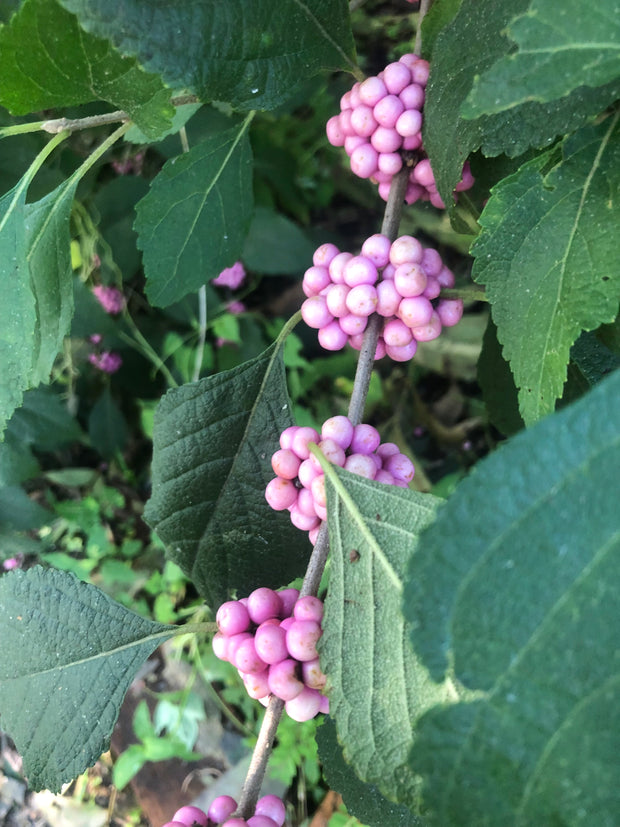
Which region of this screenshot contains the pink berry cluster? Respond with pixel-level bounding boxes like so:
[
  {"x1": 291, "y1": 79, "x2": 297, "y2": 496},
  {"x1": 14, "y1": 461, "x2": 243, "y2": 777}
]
[
  {"x1": 213, "y1": 587, "x2": 329, "y2": 722},
  {"x1": 162, "y1": 793, "x2": 286, "y2": 827},
  {"x1": 265, "y1": 417, "x2": 415, "y2": 542},
  {"x1": 325, "y1": 54, "x2": 473, "y2": 206},
  {"x1": 301, "y1": 236, "x2": 463, "y2": 361}
]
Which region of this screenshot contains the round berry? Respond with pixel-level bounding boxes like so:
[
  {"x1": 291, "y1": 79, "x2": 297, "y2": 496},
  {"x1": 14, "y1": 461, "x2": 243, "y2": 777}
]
[
  {"x1": 359, "y1": 75, "x2": 388, "y2": 106},
  {"x1": 277, "y1": 587, "x2": 300, "y2": 618},
  {"x1": 313, "y1": 243, "x2": 340, "y2": 268},
  {"x1": 344, "y1": 453, "x2": 377, "y2": 479},
  {"x1": 286, "y1": 619, "x2": 322, "y2": 662},
  {"x1": 255, "y1": 795, "x2": 286, "y2": 827},
  {"x1": 303, "y1": 265, "x2": 331, "y2": 297},
  {"x1": 393, "y1": 262, "x2": 428, "y2": 297},
  {"x1": 350, "y1": 423, "x2": 381, "y2": 455},
  {"x1": 268, "y1": 658, "x2": 304, "y2": 700},
  {"x1": 361, "y1": 233, "x2": 392, "y2": 268},
  {"x1": 271, "y1": 448, "x2": 301, "y2": 480},
  {"x1": 293, "y1": 596, "x2": 324, "y2": 623},
  {"x1": 318, "y1": 319, "x2": 349, "y2": 351},
  {"x1": 255, "y1": 622, "x2": 289, "y2": 665},
  {"x1": 398, "y1": 295, "x2": 434, "y2": 329},
  {"x1": 390, "y1": 236, "x2": 423, "y2": 266},
  {"x1": 345, "y1": 283, "x2": 378, "y2": 317},
  {"x1": 291, "y1": 427, "x2": 320, "y2": 460},
  {"x1": 247, "y1": 587, "x2": 283, "y2": 625},
  {"x1": 172, "y1": 806, "x2": 208, "y2": 827},
  {"x1": 265, "y1": 477, "x2": 298, "y2": 511},
  {"x1": 208, "y1": 796, "x2": 238, "y2": 824},
  {"x1": 321, "y1": 415, "x2": 354, "y2": 449},
  {"x1": 350, "y1": 143, "x2": 379, "y2": 178},
  {"x1": 285, "y1": 686, "x2": 323, "y2": 721},
  {"x1": 343, "y1": 255, "x2": 378, "y2": 287},
  {"x1": 216, "y1": 600, "x2": 250, "y2": 636}
]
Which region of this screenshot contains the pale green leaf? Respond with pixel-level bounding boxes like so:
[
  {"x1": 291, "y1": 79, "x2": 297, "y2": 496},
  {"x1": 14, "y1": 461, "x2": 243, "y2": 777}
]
[
  {"x1": 0, "y1": 567, "x2": 176, "y2": 792},
  {"x1": 464, "y1": 0, "x2": 620, "y2": 116},
  {"x1": 404, "y1": 370, "x2": 620, "y2": 827},
  {"x1": 318, "y1": 462, "x2": 447, "y2": 810},
  {"x1": 471, "y1": 115, "x2": 620, "y2": 423},
  {"x1": 134, "y1": 121, "x2": 253, "y2": 307}
]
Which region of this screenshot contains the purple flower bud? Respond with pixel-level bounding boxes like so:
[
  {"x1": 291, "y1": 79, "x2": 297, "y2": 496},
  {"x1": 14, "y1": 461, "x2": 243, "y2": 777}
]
[
  {"x1": 227, "y1": 300, "x2": 246, "y2": 315},
  {"x1": 212, "y1": 261, "x2": 246, "y2": 289},
  {"x1": 88, "y1": 351, "x2": 122, "y2": 374},
  {"x1": 92, "y1": 285, "x2": 125, "y2": 315}
]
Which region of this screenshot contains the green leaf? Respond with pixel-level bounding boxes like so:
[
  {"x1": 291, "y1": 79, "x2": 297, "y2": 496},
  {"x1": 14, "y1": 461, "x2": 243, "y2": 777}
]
[
  {"x1": 317, "y1": 718, "x2": 423, "y2": 827},
  {"x1": 419, "y1": 0, "x2": 461, "y2": 61},
  {"x1": 569, "y1": 330, "x2": 620, "y2": 388},
  {"x1": 144, "y1": 334, "x2": 311, "y2": 609},
  {"x1": 0, "y1": 567, "x2": 176, "y2": 792},
  {"x1": 88, "y1": 388, "x2": 128, "y2": 458},
  {"x1": 463, "y1": 0, "x2": 620, "y2": 117},
  {"x1": 57, "y1": 0, "x2": 357, "y2": 112},
  {"x1": 0, "y1": 0, "x2": 173, "y2": 139},
  {"x1": 8, "y1": 386, "x2": 83, "y2": 450},
  {"x1": 424, "y1": 0, "x2": 620, "y2": 202},
  {"x1": 403, "y1": 370, "x2": 620, "y2": 827},
  {"x1": 242, "y1": 207, "x2": 316, "y2": 275},
  {"x1": 477, "y1": 317, "x2": 523, "y2": 437},
  {"x1": 471, "y1": 115, "x2": 620, "y2": 424},
  {"x1": 318, "y1": 463, "x2": 447, "y2": 810},
  {"x1": 134, "y1": 120, "x2": 254, "y2": 307},
  {"x1": 0, "y1": 485, "x2": 49, "y2": 530},
  {"x1": 0, "y1": 185, "x2": 35, "y2": 437},
  {"x1": 111, "y1": 744, "x2": 146, "y2": 790}
]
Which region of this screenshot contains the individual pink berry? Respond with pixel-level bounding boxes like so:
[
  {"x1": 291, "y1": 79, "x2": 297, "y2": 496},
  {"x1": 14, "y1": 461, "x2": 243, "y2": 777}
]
[
  {"x1": 328, "y1": 252, "x2": 353, "y2": 283},
  {"x1": 376, "y1": 279, "x2": 402, "y2": 317},
  {"x1": 271, "y1": 448, "x2": 301, "y2": 480},
  {"x1": 350, "y1": 424, "x2": 381, "y2": 455},
  {"x1": 325, "y1": 283, "x2": 351, "y2": 317},
  {"x1": 232, "y1": 637, "x2": 267, "y2": 674},
  {"x1": 321, "y1": 415, "x2": 354, "y2": 449},
  {"x1": 293, "y1": 596, "x2": 324, "y2": 623},
  {"x1": 350, "y1": 104, "x2": 378, "y2": 137},
  {"x1": 302, "y1": 265, "x2": 331, "y2": 297},
  {"x1": 385, "y1": 340, "x2": 419, "y2": 362},
  {"x1": 255, "y1": 622, "x2": 289, "y2": 665},
  {"x1": 255, "y1": 795, "x2": 286, "y2": 827},
  {"x1": 383, "y1": 318, "x2": 414, "y2": 348},
  {"x1": 216, "y1": 601, "x2": 251, "y2": 636},
  {"x1": 268, "y1": 658, "x2": 304, "y2": 700},
  {"x1": 313, "y1": 243, "x2": 340, "y2": 268},
  {"x1": 242, "y1": 668, "x2": 271, "y2": 699},
  {"x1": 390, "y1": 236, "x2": 423, "y2": 266},
  {"x1": 318, "y1": 320, "x2": 349, "y2": 351},
  {"x1": 247, "y1": 587, "x2": 283, "y2": 625},
  {"x1": 394, "y1": 262, "x2": 428, "y2": 297},
  {"x1": 277, "y1": 588, "x2": 300, "y2": 618},
  {"x1": 326, "y1": 114, "x2": 346, "y2": 146},
  {"x1": 373, "y1": 94, "x2": 405, "y2": 128},
  {"x1": 412, "y1": 158, "x2": 435, "y2": 188},
  {"x1": 301, "y1": 295, "x2": 333, "y2": 329},
  {"x1": 436, "y1": 298, "x2": 464, "y2": 327},
  {"x1": 265, "y1": 477, "x2": 298, "y2": 511},
  {"x1": 399, "y1": 83, "x2": 425, "y2": 109},
  {"x1": 289, "y1": 507, "x2": 321, "y2": 532},
  {"x1": 291, "y1": 427, "x2": 320, "y2": 460},
  {"x1": 285, "y1": 687, "x2": 323, "y2": 722},
  {"x1": 384, "y1": 452, "x2": 415, "y2": 483},
  {"x1": 343, "y1": 255, "x2": 378, "y2": 287},
  {"x1": 345, "y1": 283, "x2": 378, "y2": 317},
  {"x1": 278, "y1": 425, "x2": 299, "y2": 451},
  {"x1": 247, "y1": 816, "x2": 279, "y2": 827},
  {"x1": 339, "y1": 313, "x2": 368, "y2": 336},
  {"x1": 208, "y1": 797, "x2": 238, "y2": 824},
  {"x1": 410, "y1": 310, "x2": 443, "y2": 342},
  {"x1": 377, "y1": 151, "x2": 403, "y2": 176},
  {"x1": 398, "y1": 295, "x2": 434, "y2": 329},
  {"x1": 350, "y1": 143, "x2": 379, "y2": 178},
  {"x1": 171, "y1": 805, "x2": 208, "y2": 826},
  {"x1": 301, "y1": 658, "x2": 327, "y2": 690},
  {"x1": 370, "y1": 126, "x2": 402, "y2": 153},
  {"x1": 358, "y1": 75, "x2": 388, "y2": 106},
  {"x1": 395, "y1": 108, "x2": 422, "y2": 137},
  {"x1": 383, "y1": 61, "x2": 412, "y2": 95},
  {"x1": 344, "y1": 453, "x2": 377, "y2": 479}
]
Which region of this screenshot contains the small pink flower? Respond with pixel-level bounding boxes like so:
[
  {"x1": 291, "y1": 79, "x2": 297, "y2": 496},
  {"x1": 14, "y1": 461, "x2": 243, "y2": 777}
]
[
  {"x1": 89, "y1": 333, "x2": 103, "y2": 345},
  {"x1": 3, "y1": 557, "x2": 20, "y2": 571},
  {"x1": 212, "y1": 261, "x2": 246, "y2": 290},
  {"x1": 88, "y1": 351, "x2": 123, "y2": 374},
  {"x1": 215, "y1": 337, "x2": 236, "y2": 349},
  {"x1": 92, "y1": 285, "x2": 125, "y2": 315},
  {"x1": 227, "y1": 300, "x2": 246, "y2": 315}
]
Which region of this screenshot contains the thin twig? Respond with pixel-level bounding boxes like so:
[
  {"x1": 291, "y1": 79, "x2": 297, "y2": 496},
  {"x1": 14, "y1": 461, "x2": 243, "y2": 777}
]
[
  {"x1": 414, "y1": 0, "x2": 433, "y2": 56},
  {"x1": 39, "y1": 94, "x2": 200, "y2": 135},
  {"x1": 347, "y1": 165, "x2": 409, "y2": 426},
  {"x1": 235, "y1": 697, "x2": 285, "y2": 819}
]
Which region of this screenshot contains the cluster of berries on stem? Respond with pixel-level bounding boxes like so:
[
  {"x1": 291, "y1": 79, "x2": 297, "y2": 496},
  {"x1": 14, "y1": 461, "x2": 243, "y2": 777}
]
[
  {"x1": 326, "y1": 53, "x2": 473, "y2": 206},
  {"x1": 265, "y1": 416, "x2": 415, "y2": 543},
  {"x1": 301, "y1": 235, "x2": 463, "y2": 361},
  {"x1": 213, "y1": 587, "x2": 328, "y2": 722},
  {"x1": 162, "y1": 793, "x2": 286, "y2": 827}
]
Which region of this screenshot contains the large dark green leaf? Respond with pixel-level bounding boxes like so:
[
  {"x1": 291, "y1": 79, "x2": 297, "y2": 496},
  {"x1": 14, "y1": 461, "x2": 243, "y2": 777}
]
[
  {"x1": 242, "y1": 207, "x2": 316, "y2": 275},
  {"x1": 403, "y1": 370, "x2": 620, "y2": 826},
  {"x1": 471, "y1": 115, "x2": 620, "y2": 424},
  {"x1": 0, "y1": 567, "x2": 176, "y2": 792},
  {"x1": 424, "y1": 0, "x2": 620, "y2": 202},
  {"x1": 318, "y1": 463, "x2": 446, "y2": 810},
  {"x1": 0, "y1": 0, "x2": 173, "y2": 139},
  {"x1": 134, "y1": 121, "x2": 253, "y2": 307},
  {"x1": 57, "y1": 0, "x2": 357, "y2": 111},
  {"x1": 463, "y1": 0, "x2": 620, "y2": 117},
  {"x1": 317, "y1": 718, "x2": 423, "y2": 827},
  {"x1": 144, "y1": 338, "x2": 311, "y2": 609}
]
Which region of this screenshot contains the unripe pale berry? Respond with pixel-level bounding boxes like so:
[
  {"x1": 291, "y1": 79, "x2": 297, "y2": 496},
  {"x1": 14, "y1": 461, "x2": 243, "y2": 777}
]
[
  {"x1": 271, "y1": 448, "x2": 301, "y2": 480},
  {"x1": 265, "y1": 477, "x2": 298, "y2": 511},
  {"x1": 318, "y1": 319, "x2": 349, "y2": 351},
  {"x1": 390, "y1": 236, "x2": 423, "y2": 266}
]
